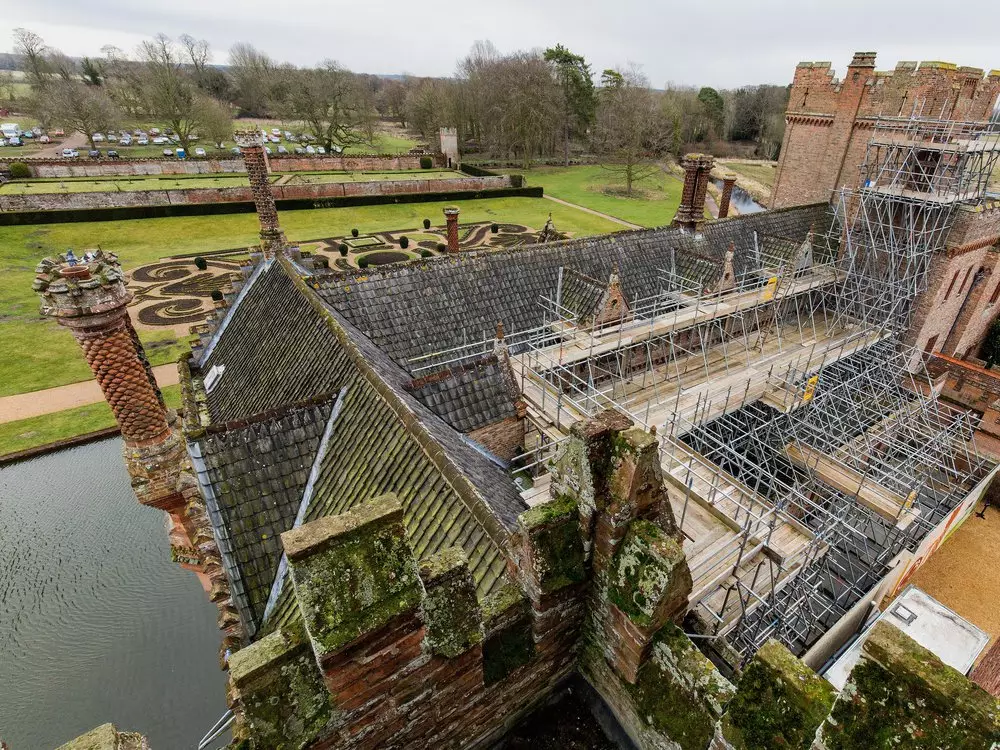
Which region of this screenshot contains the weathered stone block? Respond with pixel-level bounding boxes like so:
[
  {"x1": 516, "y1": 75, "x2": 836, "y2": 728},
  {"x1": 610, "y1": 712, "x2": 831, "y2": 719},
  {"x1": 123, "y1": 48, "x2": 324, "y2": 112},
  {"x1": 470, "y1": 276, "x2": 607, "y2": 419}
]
[
  {"x1": 56, "y1": 723, "x2": 147, "y2": 750},
  {"x1": 419, "y1": 546, "x2": 484, "y2": 658},
  {"x1": 816, "y1": 620, "x2": 1000, "y2": 749},
  {"x1": 283, "y1": 493, "x2": 423, "y2": 662},
  {"x1": 481, "y1": 579, "x2": 535, "y2": 685},
  {"x1": 626, "y1": 622, "x2": 736, "y2": 750},
  {"x1": 607, "y1": 519, "x2": 691, "y2": 631},
  {"x1": 229, "y1": 625, "x2": 335, "y2": 750},
  {"x1": 720, "y1": 639, "x2": 834, "y2": 750},
  {"x1": 516, "y1": 494, "x2": 586, "y2": 595}
]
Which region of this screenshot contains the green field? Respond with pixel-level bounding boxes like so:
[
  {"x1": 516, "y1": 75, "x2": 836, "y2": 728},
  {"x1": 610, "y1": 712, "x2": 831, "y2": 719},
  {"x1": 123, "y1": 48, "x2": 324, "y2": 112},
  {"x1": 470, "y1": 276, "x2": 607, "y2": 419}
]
[
  {"x1": 0, "y1": 384, "x2": 181, "y2": 457},
  {"x1": 0, "y1": 170, "x2": 463, "y2": 195},
  {"x1": 719, "y1": 160, "x2": 778, "y2": 191},
  {"x1": 0, "y1": 197, "x2": 620, "y2": 397},
  {"x1": 510, "y1": 165, "x2": 683, "y2": 227}
]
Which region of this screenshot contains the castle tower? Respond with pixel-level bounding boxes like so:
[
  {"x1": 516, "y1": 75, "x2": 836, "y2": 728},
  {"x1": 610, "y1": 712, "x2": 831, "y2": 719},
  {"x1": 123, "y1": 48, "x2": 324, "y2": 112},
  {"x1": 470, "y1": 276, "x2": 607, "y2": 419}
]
[
  {"x1": 234, "y1": 129, "x2": 286, "y2": 258},
  {"x1": 672, "y1": 153, "x2": 714, "y2": 232},
  {"x1": 33, "y1": 250, "x2": 206, "y2": 574}
]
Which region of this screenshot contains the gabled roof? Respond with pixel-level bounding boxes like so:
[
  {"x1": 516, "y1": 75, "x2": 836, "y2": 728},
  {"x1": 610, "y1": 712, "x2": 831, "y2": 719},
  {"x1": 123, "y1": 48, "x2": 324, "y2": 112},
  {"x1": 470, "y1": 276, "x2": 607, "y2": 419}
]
[
  {"x1": 406, "y1": 355, "x2": 518, "y2": 434},
  {"x1": 313, "y1": 204, "x2": 832, "y2": 368}
]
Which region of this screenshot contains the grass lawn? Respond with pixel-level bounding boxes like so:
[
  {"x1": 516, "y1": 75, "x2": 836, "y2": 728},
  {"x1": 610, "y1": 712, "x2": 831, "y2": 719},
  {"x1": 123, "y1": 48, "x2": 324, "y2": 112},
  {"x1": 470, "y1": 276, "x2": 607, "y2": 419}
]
[
  {"x1": 0, "y1": 384, "x2": 181, "y2": 458},
  {"x1": 0, "y1": 197, "x2": 620, "y2": 397},
  {"x1": 511, "y1": 165, "x2": 682, "y2": 228},
  {"x1": 719, "y1": 161, "x2": 778, "y2": 191}
]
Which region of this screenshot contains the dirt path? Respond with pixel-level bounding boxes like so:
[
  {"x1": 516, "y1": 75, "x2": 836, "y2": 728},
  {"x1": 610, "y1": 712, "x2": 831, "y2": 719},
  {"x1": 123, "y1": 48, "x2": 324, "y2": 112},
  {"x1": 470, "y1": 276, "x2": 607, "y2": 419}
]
[
  {"x1": 0, "y1": 364, "x2": 179, "y2": 424},
  {"x1": 31, "y1": 131, "x2": 88, "y2": 158},
  {"x1": 542, "y1": 195, "x2": 643, "y2": 229}
]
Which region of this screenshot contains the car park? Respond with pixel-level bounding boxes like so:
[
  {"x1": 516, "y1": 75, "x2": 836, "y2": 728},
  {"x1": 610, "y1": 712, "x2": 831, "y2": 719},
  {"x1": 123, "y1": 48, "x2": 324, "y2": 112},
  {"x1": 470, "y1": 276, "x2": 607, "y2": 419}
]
[
  {"x1": 62, "y1": 148, "x2": 78, "y2": 157},
  {"x1": 92, "y1": 133, "x2": 104, "y2": 142},
  {"x1": 194, "y1": 147, "x2": 206, "y2": 156},
  {"x1": 137, "y1": 137, "x2": 149, "y2": 146}
]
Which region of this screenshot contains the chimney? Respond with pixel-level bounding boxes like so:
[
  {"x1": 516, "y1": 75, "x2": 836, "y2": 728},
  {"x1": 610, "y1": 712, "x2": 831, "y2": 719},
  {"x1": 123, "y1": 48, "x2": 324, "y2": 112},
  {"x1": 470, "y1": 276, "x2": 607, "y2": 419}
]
[
  {"x1": 234, "y1": 129, "x2": 286, "y2": 258},
  {"x1": 718, "y1": 174, "x2": 737, "y2": 219},
  {"x1": 672, "y1": 153, "x2": 715, "y2": 232},
  {"x1": 443, "y1": 206, "x2": 461, "y2": 253}
]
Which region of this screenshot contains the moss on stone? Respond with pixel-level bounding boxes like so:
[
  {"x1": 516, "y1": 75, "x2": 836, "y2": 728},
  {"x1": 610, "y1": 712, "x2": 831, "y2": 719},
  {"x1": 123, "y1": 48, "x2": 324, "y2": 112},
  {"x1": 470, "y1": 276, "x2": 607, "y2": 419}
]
[
  {"x1": 607, "y1": 519, "x2": 690, "y2": 629},
  {"x1": 483, "y1": 614, "x2": 536, "y2": 685},
  {"x1": 419, "y1": 547, "x2": 484, "y2": 658},
  {"x1": 819, "y1": 621, "x2": 1000, "y2": 749},
  {"x1": 518, "y1": 494, "x2": 586, "y2": 594},
  {"x1": 626, "y1": 622, "x2": 735, "y2": 750},
  {"x1": 286, "y1": 494, "x2": 423, "y2": 659},
  {"x1": 56, "y1": 723, "x2": 118, "y2": 750},
  {"x1": 721, "y1": 639, "x2": 835, "y2": 750},
  {"x1": 481, "y1": 579, "x2": 528, "y2": 630}
]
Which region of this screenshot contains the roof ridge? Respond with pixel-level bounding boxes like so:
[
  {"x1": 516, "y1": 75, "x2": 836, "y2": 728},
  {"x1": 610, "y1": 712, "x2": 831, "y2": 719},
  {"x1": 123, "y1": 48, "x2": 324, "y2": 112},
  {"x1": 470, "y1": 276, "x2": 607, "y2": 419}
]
[{"x1": 278, "y1": 255, "x2": 512, "y2": 548}]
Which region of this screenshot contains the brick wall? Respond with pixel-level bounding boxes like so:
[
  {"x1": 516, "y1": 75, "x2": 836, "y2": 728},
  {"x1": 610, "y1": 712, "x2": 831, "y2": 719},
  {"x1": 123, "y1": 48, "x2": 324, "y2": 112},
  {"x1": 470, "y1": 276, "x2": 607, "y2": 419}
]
[
  {"x1": 3, "y1": 153, "x2": 444, "y2": 179},
  {"x1": 0, "y1": 175, "x2": 513, "y2": 212},
  {"x1": 771, "y1": 53, "x2": 1000, "y2": 208},
  {"x1": 468, "y1": 416, "x2": 524, "y2": 461}
]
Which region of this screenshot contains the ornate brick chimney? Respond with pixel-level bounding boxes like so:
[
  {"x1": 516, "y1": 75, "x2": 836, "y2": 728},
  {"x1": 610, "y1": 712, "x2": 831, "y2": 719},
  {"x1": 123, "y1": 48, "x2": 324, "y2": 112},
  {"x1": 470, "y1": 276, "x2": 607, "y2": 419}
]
[
  {"x1": 443, "y1": 206, "x2": 460, "y2": 253},
  {"x1": 234, "y1": 129, "x2": 286, "y2": 258},
  {"x1": 672, "y1": 153, "x2": 715, "y2": 232}
]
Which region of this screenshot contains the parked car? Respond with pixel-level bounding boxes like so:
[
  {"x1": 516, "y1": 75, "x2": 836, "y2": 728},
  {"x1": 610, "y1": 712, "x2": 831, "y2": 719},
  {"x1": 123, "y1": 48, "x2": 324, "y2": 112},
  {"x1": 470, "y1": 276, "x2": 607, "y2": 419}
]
[
  {"x1": 305, "y1": 145, "x2": 316, "y2": 154},
  {"x1": 231, "y1": 147, "x2": 240, "y2": 154},
  {"x1": 175, "y1": 148, "x2": 186, "y2": 159},
  {"x1": 7, "y1": 137, "x2": 22, "y2": 146},
  {"x1": 264, "y1": 146, "x2": 272, "y2": 155},
  {"x1": 39, "y1": 134, "x2": 50, "y2": 143},
  {"x1": 120, "y1": 135, "x2": 132, "y2": 146},
  {"x1": 268, "y1": 135, "x2": 280, "y2": 143},
  {"x1": 21, "y1": 131, "x2": 33, "y2": 139},
  {"x1": 294, "y1": 146, "x2": 305, "y2": 154},
  {"x1": 162, "y1": 148, "x2": 173, "y2": 156},
  {"x1": 330, "y1": 144, "x2": 343, "y2": 154},
  {"x1": 287, "y1": 134, "x2": 298, "y2": 142},
  {"x1": 283, "y1": 130, "x2": 292, "y2": 139},
  {"x1": 89, "y1": 149, "x2": 101, "y2": 158},
  {"x1": 92, "y1": 133, "x2": 104, "y2": 142},
  {"x1": 271, "y1": 128, "x2": 281, "y2": 136},
  {"x1": 107, "y1": 150, "x2": 120, "y2": 159},
  {"x1": 62, "y1": 148, "x2": 78, "y2": 157},
  {"x1": 152, "y1": 136, "x2": 167, "y2": 145},
  {"x1": 316, "y1": 146, "x2": 325, "y2": 154},
  {"x1": 150, "y1": 127, "x2": 161, "y2": 135},
  {"x1": 107, "y1": 133, "x2": 117, "y2": 142},
  {"x1": 52, "y1": 128, "x2": 65, "y2": 136},
  {"x1": 164, "y1": 127, "x2": 173, "y2": 135},
  {"x1": 194, "y1": 147, "x2": 206, "y2": 156},
  {"x1": 137, "y1": 137, "x2": 149, "y2": 146},
  {"x1": 277, "y1": 145, "x2": 288, "y2": 154}
]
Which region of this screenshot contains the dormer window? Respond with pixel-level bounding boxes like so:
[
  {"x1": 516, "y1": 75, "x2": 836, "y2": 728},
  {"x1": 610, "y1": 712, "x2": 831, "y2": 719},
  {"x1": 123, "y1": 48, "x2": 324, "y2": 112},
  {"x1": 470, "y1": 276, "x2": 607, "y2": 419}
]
[{"x1": 204, "y1": 364, "x2": 226, "y2": 393}]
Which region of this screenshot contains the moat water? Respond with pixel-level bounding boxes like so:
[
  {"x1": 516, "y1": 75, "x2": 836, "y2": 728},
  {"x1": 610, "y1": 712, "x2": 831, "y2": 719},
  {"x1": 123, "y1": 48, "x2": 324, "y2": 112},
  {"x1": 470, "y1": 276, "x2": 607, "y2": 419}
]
[
  {"x1": 712, "y1": 179, "x2": 765, "y2": 215},
  {"x1": 0, "y1": 438, "x2": 227, "y2": 749}
]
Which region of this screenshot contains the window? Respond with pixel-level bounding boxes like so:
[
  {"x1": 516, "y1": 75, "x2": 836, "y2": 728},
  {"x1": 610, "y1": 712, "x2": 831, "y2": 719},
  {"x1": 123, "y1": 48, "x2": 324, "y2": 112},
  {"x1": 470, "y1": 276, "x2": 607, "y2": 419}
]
[
  {"x1": 943, "y1": 270, "x2": 961, "y2": 301},
  {"x1": 204, "y1": 363, "x2": 226, "y2": 393}
]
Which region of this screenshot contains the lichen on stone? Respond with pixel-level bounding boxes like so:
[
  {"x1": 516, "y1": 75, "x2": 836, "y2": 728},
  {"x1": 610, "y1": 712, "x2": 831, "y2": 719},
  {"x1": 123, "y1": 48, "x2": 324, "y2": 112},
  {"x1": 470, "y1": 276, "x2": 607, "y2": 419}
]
[
  {"x1": 517, "y1": 493, "x2": 586, "y2": 593},
  {"x1": 419, "y1": 546, "x2": 484, "y2": 658}
]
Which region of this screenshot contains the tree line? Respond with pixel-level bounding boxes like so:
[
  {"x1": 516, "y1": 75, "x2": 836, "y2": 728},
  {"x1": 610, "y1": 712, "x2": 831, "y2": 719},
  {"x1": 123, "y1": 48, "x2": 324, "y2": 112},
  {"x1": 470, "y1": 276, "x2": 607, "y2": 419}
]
[{"x1": 6, "y1": 30, "x2": 789, "y2": 178}]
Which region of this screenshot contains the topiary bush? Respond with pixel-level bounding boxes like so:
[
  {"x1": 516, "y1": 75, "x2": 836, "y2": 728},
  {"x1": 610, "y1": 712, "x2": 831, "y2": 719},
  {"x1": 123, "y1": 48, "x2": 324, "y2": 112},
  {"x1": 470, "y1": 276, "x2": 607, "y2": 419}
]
[
  {"x1": 491, "y1": 223, "x2": 499, "y2": 234},
  {"x1": 338, "y1": 243, "x2": 349, "y2": 257},
  {"x1": 419, "y1": 156, "x2": 433, "y2": 169},
  {"x1": 423, "y1": 218, "x2": 431, "y2": 229},
  {"x1": 437, "y1": 243, "x2": 446, "y2": 252},
  {"x1": 420, "y1": 249, "x2": 433, "y2": 258},
  {"x1": 210, "y1": 289, "x2": 224, "y2": 301},
  {"x1": 399, "y1": 236, "x2": 409, "y2": 249},
  {"x1": 314, "y1": 255, "x2": 329, "y2": 269},
  {"x1": 8, "y1": 162, "x2": 30, "y2": 179},
  {"x1": 351, "y1": 228, "x2": 359, "y2": 237},
  {"x1": 194, "y1": 256, "x2": 208, "y2": 270},
  {"x1": 358, "y1": 256, "x2": 370, "y2": 269}
]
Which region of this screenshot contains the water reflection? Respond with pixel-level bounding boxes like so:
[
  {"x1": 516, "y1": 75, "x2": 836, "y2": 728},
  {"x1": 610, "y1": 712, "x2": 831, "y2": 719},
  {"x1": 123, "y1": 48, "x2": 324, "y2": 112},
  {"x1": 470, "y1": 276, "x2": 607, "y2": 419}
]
[
  {"x1": 0, "y1": 439, "x2": 226, "y2": 749},
  {"x1": 713, "y1": 179, "x2": 765, "y2": 215}
]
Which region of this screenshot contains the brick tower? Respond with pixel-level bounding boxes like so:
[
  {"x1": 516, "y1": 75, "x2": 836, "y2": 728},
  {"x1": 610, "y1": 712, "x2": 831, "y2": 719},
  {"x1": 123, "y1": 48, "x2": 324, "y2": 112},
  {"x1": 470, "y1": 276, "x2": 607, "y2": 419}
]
[
  {"x1": 672, "y1": 153, "x2": 714, "y2": 232},
  {"x1": 33, "y1": 250, "x2": 211, "y2": 582},
  {"x1": 234, "y1": 129, "x2": 286, "y2": 258}
]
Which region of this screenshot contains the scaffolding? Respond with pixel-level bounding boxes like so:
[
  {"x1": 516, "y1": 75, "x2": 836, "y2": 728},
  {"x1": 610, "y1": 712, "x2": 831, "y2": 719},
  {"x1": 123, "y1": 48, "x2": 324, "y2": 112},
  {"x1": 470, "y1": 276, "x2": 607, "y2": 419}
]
[{"x1": 411, "y1": 116, "x2": 1000, "y2": 666}]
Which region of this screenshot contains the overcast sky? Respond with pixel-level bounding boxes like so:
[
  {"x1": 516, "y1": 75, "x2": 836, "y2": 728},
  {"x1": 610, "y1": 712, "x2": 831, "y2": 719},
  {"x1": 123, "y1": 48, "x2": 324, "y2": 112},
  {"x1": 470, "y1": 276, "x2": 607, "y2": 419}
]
[{"x1": 5, "y1": 0, "x2": 1000, "y2": 88}]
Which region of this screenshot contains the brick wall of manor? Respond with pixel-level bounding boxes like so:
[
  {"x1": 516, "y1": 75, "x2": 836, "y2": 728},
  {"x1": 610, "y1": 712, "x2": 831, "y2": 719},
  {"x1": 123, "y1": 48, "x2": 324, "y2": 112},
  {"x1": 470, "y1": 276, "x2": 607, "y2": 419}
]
[
  {"x1": 2, "y1": 153, "x2": 444, "y2": 178},
  {"x1": 0, "y1": 175, "x2": 513, "y2": 212},
  {"x1": 771, "y1": 53, "x2": 1000, "y2": 208}
]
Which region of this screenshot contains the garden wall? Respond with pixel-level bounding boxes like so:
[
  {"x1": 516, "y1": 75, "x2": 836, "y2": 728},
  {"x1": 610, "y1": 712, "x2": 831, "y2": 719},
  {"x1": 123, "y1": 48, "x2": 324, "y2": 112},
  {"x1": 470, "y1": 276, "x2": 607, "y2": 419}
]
[
  {"x1": 0, "y1": 175, "x2": 514, "y2": 212},
  {"x1": 1, "y1": 152, "x2": 444, "y2": 178}
]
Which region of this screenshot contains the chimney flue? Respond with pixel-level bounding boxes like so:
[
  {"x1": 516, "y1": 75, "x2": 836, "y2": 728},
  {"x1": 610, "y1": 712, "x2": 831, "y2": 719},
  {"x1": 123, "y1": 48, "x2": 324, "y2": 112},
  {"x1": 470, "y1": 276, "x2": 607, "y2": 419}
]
[
  {"x1": 234, "y1": 129, "x2": 286, "y2": 258},
  {"x1": 672, "y1": 153, "x2": 715, "y2": 232}
]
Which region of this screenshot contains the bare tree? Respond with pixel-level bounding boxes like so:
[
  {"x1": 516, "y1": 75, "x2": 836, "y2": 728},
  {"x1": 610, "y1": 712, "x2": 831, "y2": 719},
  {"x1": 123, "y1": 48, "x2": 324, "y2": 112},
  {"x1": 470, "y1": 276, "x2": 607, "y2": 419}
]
[
  {"x1": 279, "y1": 61, "x2": 375, "y2": 153},
  {"x1": 138, "y1": 34, "x2": 212, "y2": 153},
  {"x1": 199, "y1": 97, "x2": 234, "y2": 148},
  {"x1": 101, "y1": 45, "x2": 146, "y2": 117},
  {"x1": 593, "y1": 67, "x2": 669, "y2": 196},
  {"x1": 179, "y1": 34, "x2": 210, "y2": 80},
  {"x1": 41, "y1": 80, "x2": 121, "y2": 148},
  {"x1": 228, "y1": 42, "x2": 274, "y2": 116},
  {"x1": 13, "y1": 28, "x2": 51, "y2": 91}
]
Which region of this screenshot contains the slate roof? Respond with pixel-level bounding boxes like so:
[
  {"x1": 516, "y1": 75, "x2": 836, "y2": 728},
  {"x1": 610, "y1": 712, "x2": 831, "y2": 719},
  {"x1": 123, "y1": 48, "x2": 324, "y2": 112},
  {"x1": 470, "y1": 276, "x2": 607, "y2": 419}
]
[
  {"x1": 559, "y1": 268, "x2": 607, "y2": 322},
  {"x1": 192, "y1": 400, "x2": 334, "y2": 632},
  {"x1": 407, "y1": 355, "x2": 518, "y2": 433},
  {"x1": 314, "y1": 204, "x2": 833, "y2": 368}
]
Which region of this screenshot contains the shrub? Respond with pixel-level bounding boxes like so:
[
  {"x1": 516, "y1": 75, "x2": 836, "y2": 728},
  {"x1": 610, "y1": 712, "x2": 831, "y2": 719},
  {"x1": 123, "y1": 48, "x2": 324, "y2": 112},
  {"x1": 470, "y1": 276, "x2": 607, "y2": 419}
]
[
  {"x1": 420, "y1": 249, "x2": 433, "y2": 258},
  {"x1": 8, "y1": 162, "x2": 30, "y2": 179},
  {"x1": 423, "y1": 218, "x2": 431, "y2": 229},
  {"x1": 338, "y1": 243, "x2": 349, "y2": 257},
  {"x1": 436, "y1": 243, "x2": 446, "y2": 252},
  {"x1": 358, "y1": 256, "x2": 370, "y2": 269},
  {"x1": 194, "y1": 256, "x2": 208, "y2": 270},
  {"x1": 314, "y1": 255, "x2": 329, "y2": 269},
  {"x1": 399, "y1": 236, "x2": 409, "y2": 249},
  {"x1": 351, "y1": 228, "x2": 359, "y2": 237},
  {"x1": 210, "y1": 289, "x2": 224, "y2": 301},
  {"x1": 419, "y1": 156, "x2": 433, "y2": 169},
  {"x1": 491, "y1": 223, "x2": 499, "y2": 234}
]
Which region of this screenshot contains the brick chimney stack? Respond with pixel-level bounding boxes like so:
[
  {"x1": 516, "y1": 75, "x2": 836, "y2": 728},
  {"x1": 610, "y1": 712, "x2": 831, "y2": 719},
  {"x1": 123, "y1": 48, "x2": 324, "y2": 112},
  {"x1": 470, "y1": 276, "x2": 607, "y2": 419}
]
[
  {"x1": 718, "y1": 174, "x2": 737, "y2": 219},
  {"x1": 234, "y1": 129, "x2": 286, "y2": 258},
  {"x1": 672, "y1": 153, "x2": 715, "y2": 232},
  {"x1": 443, "y1": 206, "x2": 461, "y2": 253}
]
